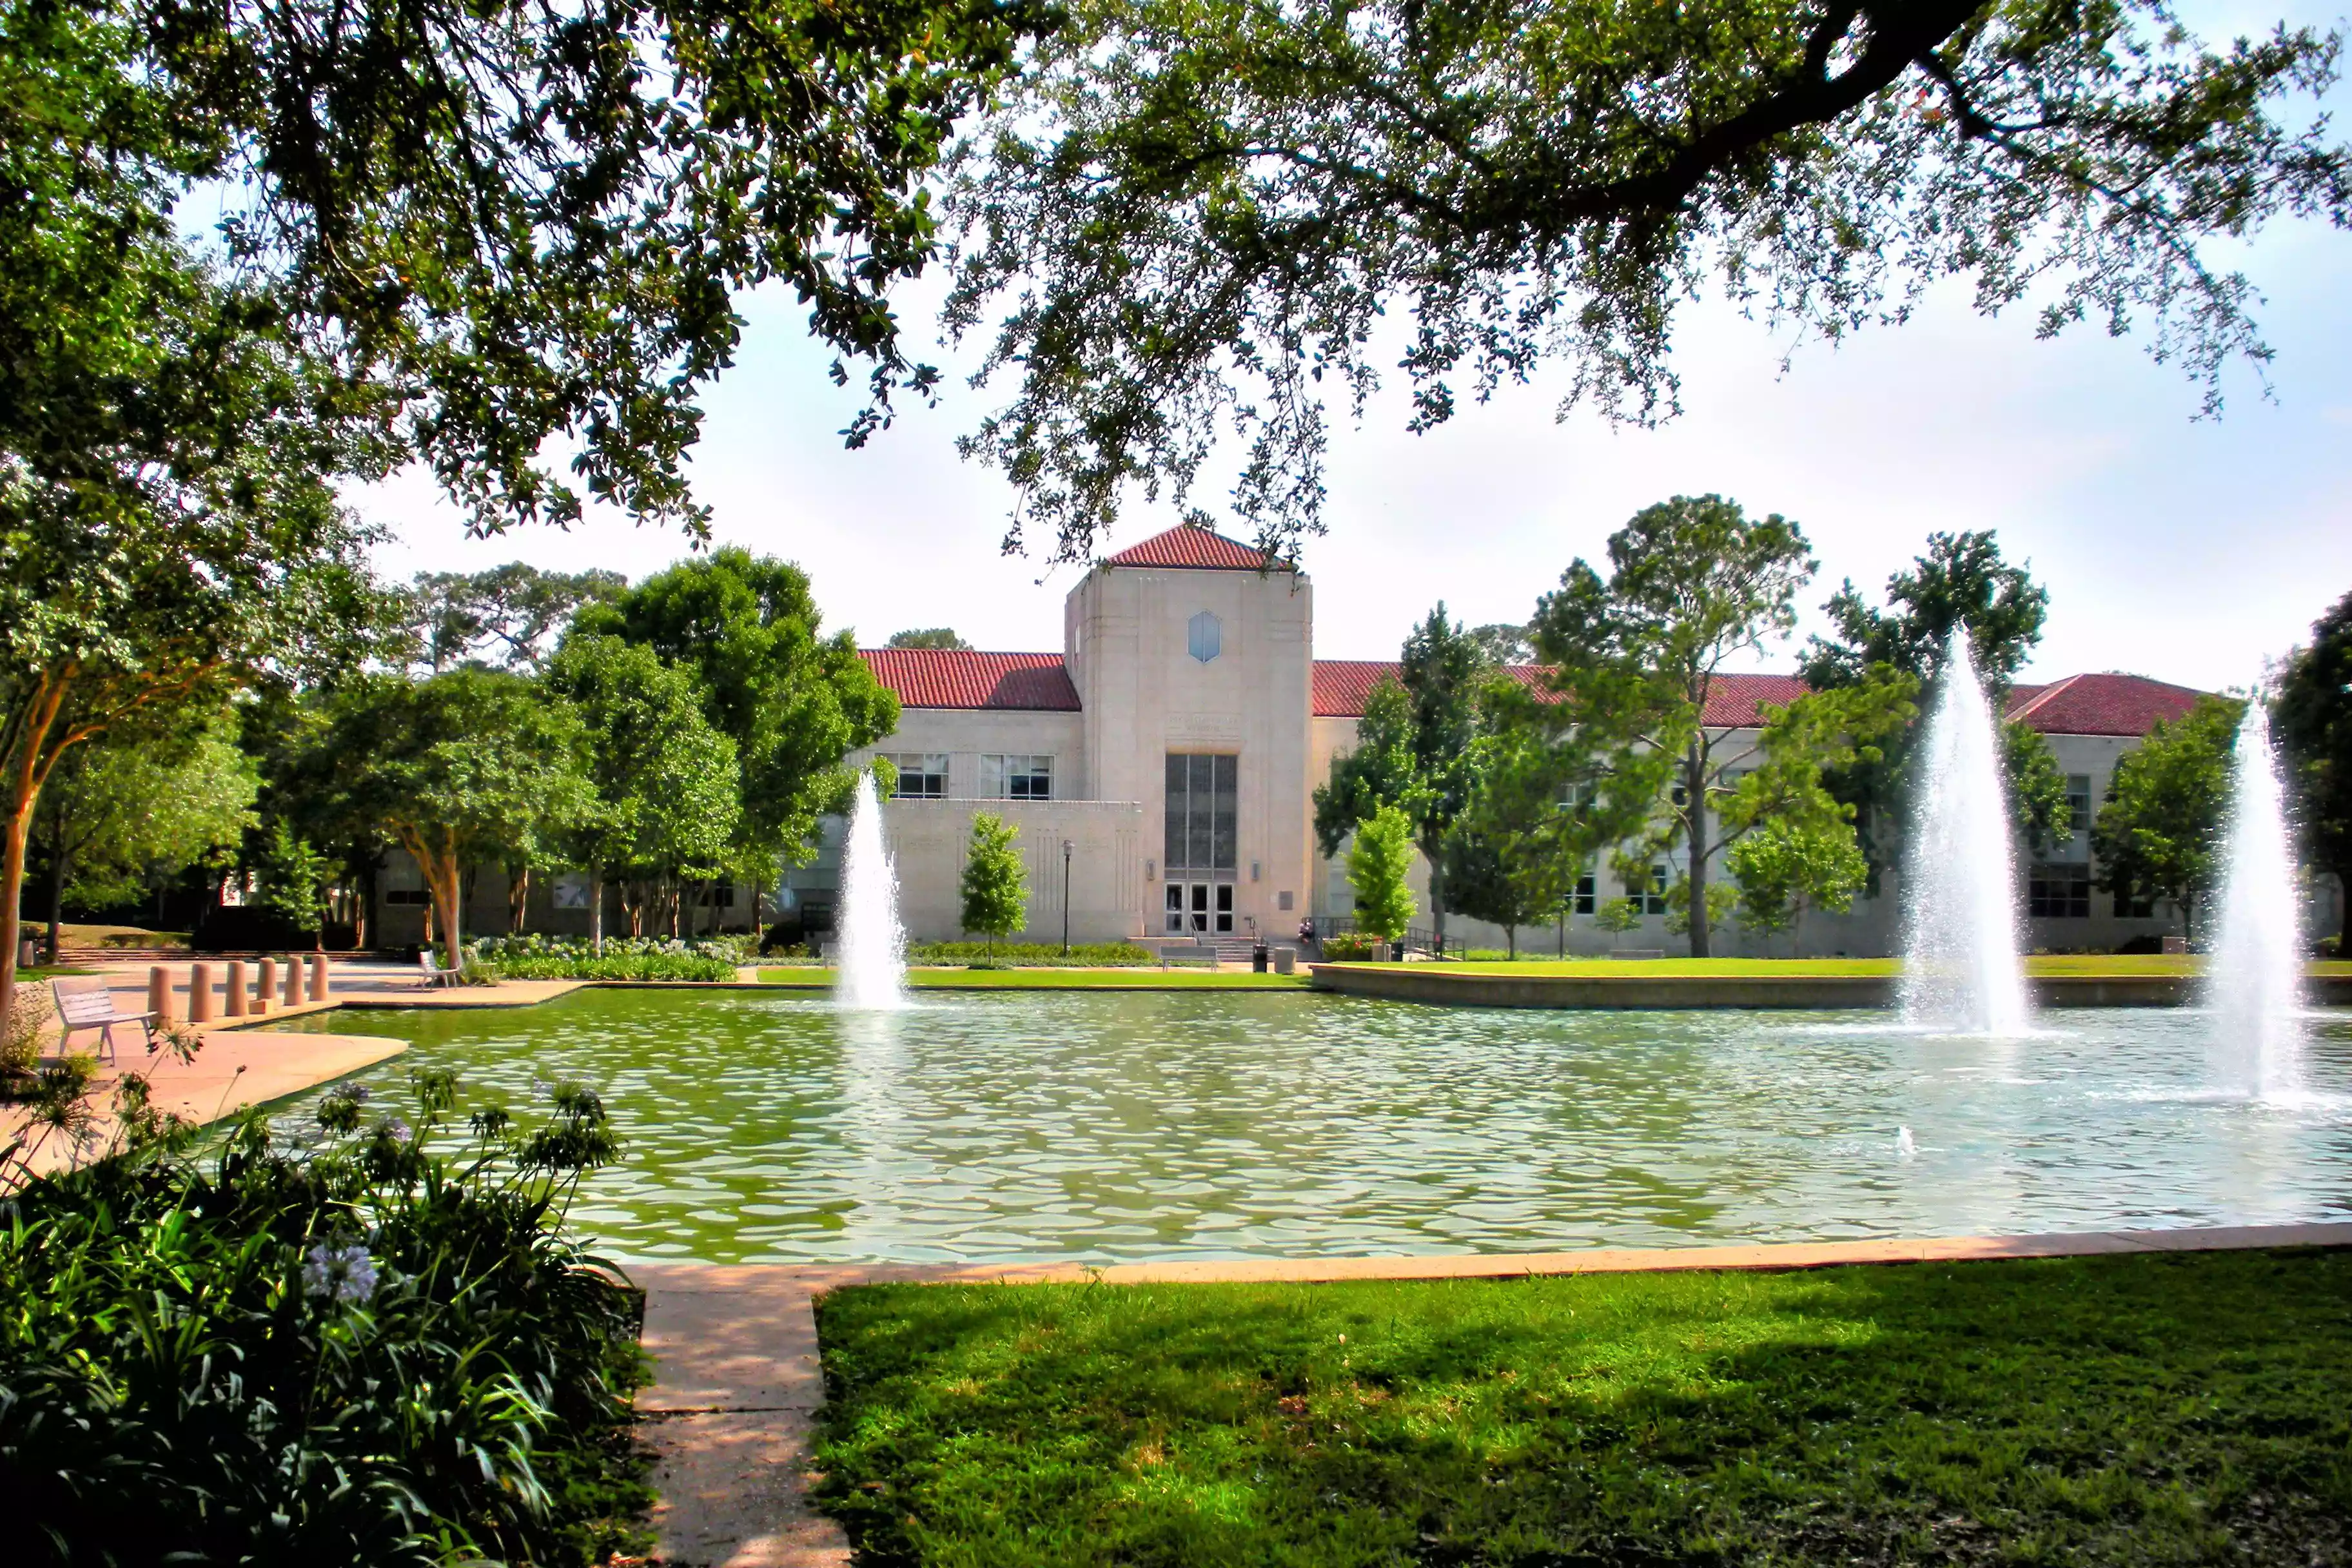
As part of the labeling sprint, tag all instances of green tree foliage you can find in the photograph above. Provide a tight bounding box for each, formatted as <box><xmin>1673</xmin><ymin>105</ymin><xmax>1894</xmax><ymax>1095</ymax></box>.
<box><xmin>1347</xmin><ymin>805</ymin><xmax>1418</xmax><ymax>945</ymax></box>
<box><xmin>2092</xmin><ymin>695</ymin><xmax>2246</xmax><ymax>941</ymax></box>
<box><xmin>1593</xmin><ymin>897</ymin><xmax>1643</xmax><ymax>937</ymax></box>
<box><xmin>545</xmin><ymin>636</ymin><xmax>742</xmax><ymax>950</ymax></box>
<box><xmin>1438</xmin><ymin>821</ymin><xmax>1544</xmax><ymax>958</ymax></box>
<box><xmin>1805</xmin><ymin>531</ymin><xmax>2049</xmax><ymax>691</ymax></box>
<box><xmin>1313</xmin><ymin>678</ymin><xmax>1428</xmax><ymax>854</ymax></box>
<box><xmin>1468</xmin><ymin>624</ymin><xmax>1533</xmax><ymax>667</ymax></box>
<box><xmin>2275</xmin><ymin>589</ymin><xmax>2352</xmax><ymax>939</ymax></box>
<box><xmin>29</xmin><ymin>724</ymin><xmax>259</xmax><ymax>950</ymax></box>
<box><xmin>250</xmin><ymin>823</ymin><xmax>332</xmax><ymax>943</ymax></box>
<box><xmin>1727</xmin><ymin>818</ymin><xmax>1870</xmax><ymax>955</ymax></box>
<box><xmin>404</xmin><ymin>565</ymin><xmax>627</xmax><ymax>673</ymax></box>
<box><xmin>886</xmin><ymin>629</ymin><xmax>974</xmax><ymax>650</ymax></box>
<box><xmin>959</xmin><ymin>812</ymin><xmax>1029</xmax><ymax>953</ymax></box>
<box><xmin>295</xmin><ymin>672</ymin><xmax>592</xmax><ymax>968</ymax></box>
<box><xmin>5</xmin><ymin>0</ymin><xmax>1049</xmax><ymax>540</ymax></box>
<box><xmin>1311</xmin><ymin>603</ymin><xmax>1489</xmax><ymax>948</ymax></box>
<box><xmin>944</xmin><ymin>1</ymin><xmax>2349</xmax><ymax>558</ymax></box>
<box><xmin>1530</xmin><ymin>495</ymin><xmax>1908</xmax><ymax>957</ymax></box>
<box><xmin>573</xmin><ymin>551</ymin><xmax>899</xmax><ymax>873</ymax></box>
<box><xmin>1802</xmin><ymin>531</ymin><xmax>2066</xmax><ymax>859</ymax></box>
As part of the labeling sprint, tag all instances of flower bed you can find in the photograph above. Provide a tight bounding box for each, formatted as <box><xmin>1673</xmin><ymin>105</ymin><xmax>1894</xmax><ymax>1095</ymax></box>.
<box><xmin>0</xmin><ymin>1072</ymin><xmax>653</xmax><ymax>1563</ymax></box>
<box><xmin>472</xmin><ymin>932</ymin><xmax>747</xmax><ymax>982</ymax></box>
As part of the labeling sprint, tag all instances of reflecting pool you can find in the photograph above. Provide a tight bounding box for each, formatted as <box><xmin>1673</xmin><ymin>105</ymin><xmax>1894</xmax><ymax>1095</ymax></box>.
<box><xmin>273</xmin><ymin>991</ymin><xmax>2352</xmax><ymax>1264</ymax></box>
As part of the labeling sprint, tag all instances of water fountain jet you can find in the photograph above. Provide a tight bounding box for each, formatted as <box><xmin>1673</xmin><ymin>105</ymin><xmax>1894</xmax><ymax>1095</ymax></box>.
<box><xmin>836</xmin><ymin>772</ymin><xmax>908</xmax><ymax>1010</ymax></box>
<box><xmin>1899</xmin><ymin>628</ymin><xmax>2032</xmax><ymax>1035</ymax></box>
<box><xmin>2208</xmin><ymin>701</ymin><xmax>2304</xmax><ymax>1099</ymax></box>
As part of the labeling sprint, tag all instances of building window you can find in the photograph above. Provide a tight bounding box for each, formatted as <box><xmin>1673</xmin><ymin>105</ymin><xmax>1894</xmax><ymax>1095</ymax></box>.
<box><xmin>2028</xmin><ymin>864</ymin><xmax>2092</xmax><ymax>918</ymax></box>
<box><xmin>2115</xmin><ymin>887</ymin><xmax>2156</xmax><ymax>919</ymax></box>
<box><xmin>1165</xmin><ymin>752</ymin><xmax>1238</xmax><ymax>873</ymax></box>
<box><xmin>1627</xmin><ymin>864</ymin><xmax>1669</xmax><ymax>917</ymax></box>
<box><xmin>2066</xmin><ymin>774</ymin><xmax>2092</xmax><ymax>835</ymax></box>
<box><xmin>1188</xmin><ymin>610</ymin><xmax>1222</xmax><ymax>663</ymax></box>
<box><xmin>383</xmin><ymin>889</ymin><xmax>429</xmax><ymax>906</ymax></box>
<box><xmin>884</xmin><ymin>752</ymin><xmax>950</xmax><ymax>798</ymax></box>
<box><xmin>1558</xmin><ymin>779</ymin><xmax>1594</xmax><ymax>812</ymax></box>
<box><xmin>981</xmin><ymin>754</ymin><xmax>1053</xmax><ymax>800</ymax></box>
<box><xmin>1572</xmin><ymin>871</ymin><xmax>1596</xmax><ymax>916</ymax></box>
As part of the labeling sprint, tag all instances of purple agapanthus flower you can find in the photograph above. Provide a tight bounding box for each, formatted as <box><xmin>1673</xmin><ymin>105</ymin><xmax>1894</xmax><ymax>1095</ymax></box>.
<box><xmin>303</xmin><ymin>1242</ymin><xmax>380</xmax><ymax>1305</ymax></box>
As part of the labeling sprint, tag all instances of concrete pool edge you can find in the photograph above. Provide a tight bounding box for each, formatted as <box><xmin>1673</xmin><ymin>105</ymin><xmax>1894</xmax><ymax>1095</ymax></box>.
<box><xmin>628</xmin><ymin>1220</ymin><xmax>2352</xmax><ymax>1568</ymax></box>
<box><xmin>1308</xmin><ymin>965</ymin><xmax>2352</xmax><ymax>1009</ymax></box>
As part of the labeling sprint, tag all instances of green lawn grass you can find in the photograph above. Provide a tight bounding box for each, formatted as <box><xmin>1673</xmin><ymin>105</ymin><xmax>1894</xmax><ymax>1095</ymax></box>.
<box><xmin>1369</xmin><ymin>955</ymin><xmax>2352</xmax><ymax>979</ymax></box>
<box><xmin>754</xmin><ymin>966</ymin><xmax>1311</xmax><ymax>990</ymax></box>
<box><xmin>813</xmin><ymin>1248</ymin><xmax>2352</xmax><ymax>1566</ymax></box>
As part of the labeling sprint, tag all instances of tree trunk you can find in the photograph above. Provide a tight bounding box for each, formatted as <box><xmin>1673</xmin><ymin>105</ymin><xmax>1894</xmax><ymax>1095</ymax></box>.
<box><xmin>590</xmin><ymin>872</ymin><xmax>605</xmax><ymax>957</ymax></box>
<box><xmin>1683</xmin><ymin>745</ymin><xmax>1713</xmax><ymax>959</ymax></box>
<box><xmin>432</xmin><ymin>843</ymin><xmax>465</xmax><ymax>972</ymax></box>
<box><xmin>507</xmin><ymin>864</ymin><xmax>529</xmax><ymax>934</ymax></box>
<box><xmin>1424</xmin><ymin>841</ymin><xmax>1446</xmax><ymax>956</ymax></box>
<box><xmin>44</xmin><ymin>830</ymin><xmax>65</xmax><ymax>965</ymax></box>
<box><xmin>1506</xmin><ymin>923</ymin><xmax>1517</xmax><ymax>959</ymax></box>
<box><xmin>0</xmin><ymin>794</ymin><xmax>33</xmax><ymax>1039</ymax></box>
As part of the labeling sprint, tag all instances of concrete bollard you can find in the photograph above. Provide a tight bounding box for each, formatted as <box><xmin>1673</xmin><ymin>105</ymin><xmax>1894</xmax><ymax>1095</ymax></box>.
<box><xmin>149</xmin><ymin>966</ymin><xmax>173</xmax><ymax>1021</ymax></box>
<box><xmin>1273</xmin><ymin>946</ymin><xmax>1297</xmax><ymax>975</ymax></box>
<box><xmin>190</xmin><ymin>963</ymin><xmax>213</xmax><ymax>1023</ymax></box>
<box><xmin>282</xmin><ymin>956</ymin><xmax>300</xmax><ymax>1007</ymax></box>
<box><xmin>225</xmin><ymin>960</ymin><xmax>248</xmax><ymax>1017</ymax></box>
<box><xmin>308</xmin><ymin>953</ymin><xmax>329</xmax><ymax>1002</ymax></box>
<box><xmin>253</xmin><ymin>957</ymin><xmax>275</xmax><ymax>1014</ymax></box>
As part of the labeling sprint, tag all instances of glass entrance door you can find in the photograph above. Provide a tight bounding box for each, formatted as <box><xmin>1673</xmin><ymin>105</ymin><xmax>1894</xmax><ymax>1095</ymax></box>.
<box><xmin>1164</xmin><ymin>881</ymin><xmax>1235</xmax><ymax>935</ymax></box>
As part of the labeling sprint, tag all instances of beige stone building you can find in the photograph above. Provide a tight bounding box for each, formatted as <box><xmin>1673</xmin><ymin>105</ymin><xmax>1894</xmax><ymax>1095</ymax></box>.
<box><xmin>366</xmin><ymin>523</ymin><xmax>2233</xmax><ymax>956</ymax></box>
<box><xmin>819</xmin><ymin>525</ymin><xmax>2215</xmax><ymax>957</ymax></box>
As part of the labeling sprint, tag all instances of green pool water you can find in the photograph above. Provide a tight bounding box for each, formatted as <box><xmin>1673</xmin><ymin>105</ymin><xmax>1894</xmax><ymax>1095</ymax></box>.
<box><xmin>271</xmin><ymin>990</ymin><xmax>2352</xmax><ymax>1264</ymax></box>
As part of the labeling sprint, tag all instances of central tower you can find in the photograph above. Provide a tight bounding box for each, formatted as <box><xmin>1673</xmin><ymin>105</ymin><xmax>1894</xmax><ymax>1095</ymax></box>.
<box><xmin>1064</xmin><ymin>526</ymin><xmax>1316</xmax><ymax>941</ymax></box>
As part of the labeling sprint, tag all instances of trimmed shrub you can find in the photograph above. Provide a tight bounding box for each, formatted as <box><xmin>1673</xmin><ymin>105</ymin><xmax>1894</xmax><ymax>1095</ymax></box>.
<box><xmin>0</xmin><ymin>1072</ymin><xmax>652</xmax><ymax>1565</ymax></box>
<box><xmin>905</xmin><ymin>941</ymin><xmax>1155</xmax><ymax>968</ymax></box>
<box><xmin>1320</xmin><ymin>932</ymin><xmax>1383</xmax><ymax>961</ymax></box>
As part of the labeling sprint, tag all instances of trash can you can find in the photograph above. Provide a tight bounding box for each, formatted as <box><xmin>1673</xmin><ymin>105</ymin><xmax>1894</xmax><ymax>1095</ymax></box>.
<box><xmin>1273</xmin><ymin>947</ymin><xmax>1296</xmax><ymax>975</ymax></box>
<box><xmin>17</xmin><ymin>937</ymin><xmax>35</xmax><ymax>970</ymax></box>
<box><xmin>1251</xmin><ymin>942</ymin><xmax>1269</xmax><ymax>973</ymax></box>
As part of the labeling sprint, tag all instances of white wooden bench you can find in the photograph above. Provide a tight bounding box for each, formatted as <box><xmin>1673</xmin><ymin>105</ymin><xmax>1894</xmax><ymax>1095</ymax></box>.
<box><xmin>50</xmin><ymin>975</ymin><xmax>159</xmax><ymax>1064</ymax></box>
<box><xmin>417</xmin><ymin>950</ymin><xmax>464</xmax><ymax>988</ymax></box>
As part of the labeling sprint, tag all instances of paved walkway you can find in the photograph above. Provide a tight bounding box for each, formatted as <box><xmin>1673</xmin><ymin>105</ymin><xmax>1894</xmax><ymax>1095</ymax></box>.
<box><xmin>627</xmin><ymin>1219</ymin><xmax>2352</xmax><ymax>1567</ymax></box>
<box><xmin>6</xmin><ymin>961</ymin><xmax>593</xmax><ymax>1176</ymax></box>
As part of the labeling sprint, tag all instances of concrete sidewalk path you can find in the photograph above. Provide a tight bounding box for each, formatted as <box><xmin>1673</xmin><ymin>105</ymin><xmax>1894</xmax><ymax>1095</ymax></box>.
<box><xmin>633</xmin><ymin>1266</ymin><xmax>855</xmax><ymax>1567</ymax></box>
<box><xmin>625</xmin><ymin>1219</ymin><xmax>2352</xmax><ymax>1566</ymax></box>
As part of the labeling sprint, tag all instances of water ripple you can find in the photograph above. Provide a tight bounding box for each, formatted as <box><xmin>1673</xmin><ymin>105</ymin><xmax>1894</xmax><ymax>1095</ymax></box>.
<box><xmin>271</xmin><ymin>992</ymin><xmax>2352</xmax><ymax>1264</ymax></box>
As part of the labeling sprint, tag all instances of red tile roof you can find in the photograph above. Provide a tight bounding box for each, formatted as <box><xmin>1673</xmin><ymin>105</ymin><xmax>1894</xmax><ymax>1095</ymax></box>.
<box><xmin>1103</xmin><ymin>524</ymin><xmax>1279</xmax><ymax>571</ymax></box>
<box><xmin>859</xmin><ymin>649</ymin><xmax>1081</xmax><ymax>711</ymax></box>
<box><xmin>2004</xmin><ymin>672</ymin><xmax>2206</xmax><ymax>737</ymax></box>
<box><xmin>1311</xmin><ymin>662</ymin><xmax>1805</xmax><ymax>723</ymax></box>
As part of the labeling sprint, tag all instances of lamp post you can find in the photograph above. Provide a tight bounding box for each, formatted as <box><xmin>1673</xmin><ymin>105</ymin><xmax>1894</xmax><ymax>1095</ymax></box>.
<box><xmin>1061</xmin><ymin>839</ymin><xmax>1074</xmax><ymax>956</ymax></box>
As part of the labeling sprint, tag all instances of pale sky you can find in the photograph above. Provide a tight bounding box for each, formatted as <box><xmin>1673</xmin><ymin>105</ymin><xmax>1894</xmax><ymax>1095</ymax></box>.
<box><xmin>364</xmin><ymin>9</ymin><xmax>2352</xmax><ymax>694</ymax></box>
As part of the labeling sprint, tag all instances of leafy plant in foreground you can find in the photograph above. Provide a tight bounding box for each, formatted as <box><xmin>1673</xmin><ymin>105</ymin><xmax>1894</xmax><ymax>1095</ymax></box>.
<box><xmin>0</xmin><ymin>1068</ymin><xmax>651</xmax><ymax>1565</ymax></box>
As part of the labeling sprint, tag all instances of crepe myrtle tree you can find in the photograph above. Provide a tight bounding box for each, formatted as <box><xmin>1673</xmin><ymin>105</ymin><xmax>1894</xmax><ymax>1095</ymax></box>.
<box><xmin>2275</xmin><ymin>587</ymin><xmax>2352</xmax><ymax>942</ymax></box>
<box><xmin>1347</xmin><ymin>805</ymin><xmax>1418</xmax><ymax>951</ymax></box>
<box><xmin>295</xmin><ymin>671</ymin><xmax>593</xmax><ymax>971</ymax></box>
<box><xmin>545</xmin><ymin>635</ymin><xmax>742</xmax><ymax>954</ymax></box>
<box><xmin>2093</xmin><ymin>694</ymin><xmax>2247</xmax><ymax>943</ymax></box>
<box><xmin>959</xmin><ymin>812</ymin><xmax>1029</xmax><ymax>955</ymax></box>
<box><xmin>571</xmin><ymin>551</ymin><xmax>900</xmax><ymax>885</ymax></box>
<box><xmin>943</xmin><ymin>0</ymin><xmax>2351</xmax><ymax>562</ymax></box>
<box><xmin>1312</xmin><ymin>604</ymin><xmax>1489</xmax><ymax>950</ymax></box>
